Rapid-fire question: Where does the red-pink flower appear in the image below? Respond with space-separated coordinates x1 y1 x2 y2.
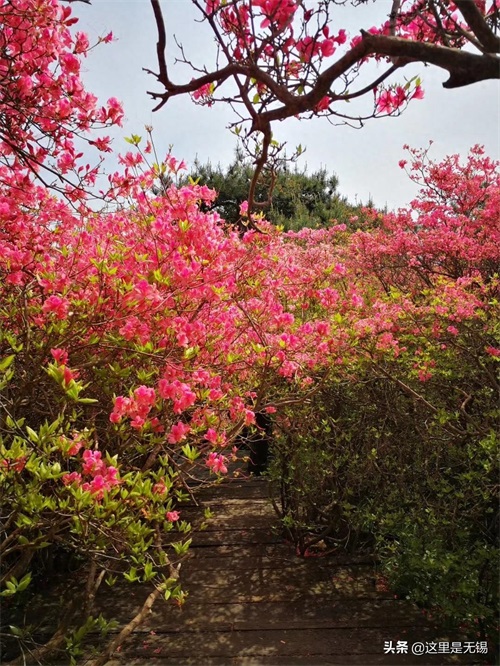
42 295 69 319
315 96 331 112
206 452 228 474
168 421 191 444
206 0 220 13
166 510 180 522
320 39 335 58
50 348 69 365
205 428 218 444
153 480 168 495
376 90 395 114
412 85 425 100
82 449 106 476
62 471 82 486
66 433 85 456
485 346 500 357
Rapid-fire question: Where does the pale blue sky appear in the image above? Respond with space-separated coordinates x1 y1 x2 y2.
75 0 499 210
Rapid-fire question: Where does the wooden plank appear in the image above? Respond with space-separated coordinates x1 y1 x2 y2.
106 656 480 666
110 598 430 633
181 498 274 510
180 502 276 520
84 478 486 666
183 514 277 531
186 542 294 560
94 565 389 620
108 626 476 661
184 551 376 572
192 480 270 501
190 528 280 547
181 561 379 587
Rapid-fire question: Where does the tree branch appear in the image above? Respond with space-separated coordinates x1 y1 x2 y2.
454 0 500 52
87 586 163 666
150 0 169 85
361 31 500 88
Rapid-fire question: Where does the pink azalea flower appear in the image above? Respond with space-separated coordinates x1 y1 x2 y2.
42 295 69 319
167 421 191 444
206 452 228 474
50 348 68 365
205 428 218 444
376 90 395 114
166 510 180 522
62 471 82 486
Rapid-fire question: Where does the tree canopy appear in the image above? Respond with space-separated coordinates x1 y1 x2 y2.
183 149 368 230
147 0 499 218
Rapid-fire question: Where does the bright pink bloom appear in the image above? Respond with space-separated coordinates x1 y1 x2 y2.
315 96 331 112
206 0 220 13
376 90 395 114
66 433 85 456
82 449 106 476
335 29 347 45
63 366 76 386
50 348 69 365
166 510 180 522
168 421 191 444
62 472 82 486
134 385 156 407
485 346 500 357
206 452 228 474
130 416 146 429
42 295 69 319
320 39 336 58
412 85 425 100
205 428 218 444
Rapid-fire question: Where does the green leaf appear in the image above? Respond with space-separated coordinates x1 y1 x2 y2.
9 625 23 637
26 426 39 443
17 573 32 592
0 354 15 371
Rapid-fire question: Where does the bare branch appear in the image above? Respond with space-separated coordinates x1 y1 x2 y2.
454 0 500 52
361 31 500 88
150 0 169 85
389 0 401 37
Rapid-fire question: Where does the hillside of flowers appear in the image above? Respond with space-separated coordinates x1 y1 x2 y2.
0 0 498 662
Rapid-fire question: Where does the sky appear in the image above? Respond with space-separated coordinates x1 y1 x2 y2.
74 0 499 211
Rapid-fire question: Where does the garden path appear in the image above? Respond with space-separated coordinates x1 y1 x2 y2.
100 476 484 666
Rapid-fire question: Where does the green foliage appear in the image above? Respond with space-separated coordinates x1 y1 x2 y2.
182 148 365 230
268 322 499 641
0 335 189 663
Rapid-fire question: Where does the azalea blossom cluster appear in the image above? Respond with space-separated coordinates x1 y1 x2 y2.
62 450 120 500
193 0 481 119
0 0 122 198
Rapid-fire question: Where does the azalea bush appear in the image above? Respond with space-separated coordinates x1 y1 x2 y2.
0 5 359 657
269 145 500 640
1 0 499 663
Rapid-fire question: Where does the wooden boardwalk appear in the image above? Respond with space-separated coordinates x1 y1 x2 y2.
96 476 488 666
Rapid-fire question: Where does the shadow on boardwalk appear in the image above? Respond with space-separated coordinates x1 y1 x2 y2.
97 478 488 666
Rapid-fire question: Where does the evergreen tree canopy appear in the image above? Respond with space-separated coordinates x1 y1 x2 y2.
183 150 366 231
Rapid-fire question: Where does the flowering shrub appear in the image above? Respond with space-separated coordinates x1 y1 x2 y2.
268 145 500 642
0 0 498 661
